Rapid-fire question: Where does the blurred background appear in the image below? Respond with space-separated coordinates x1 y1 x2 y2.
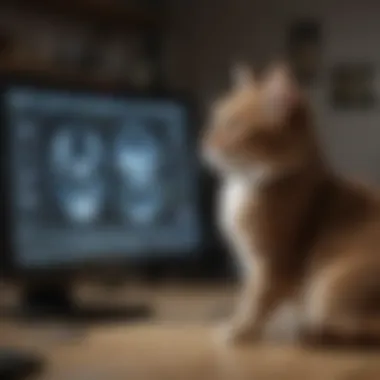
1 1 380 379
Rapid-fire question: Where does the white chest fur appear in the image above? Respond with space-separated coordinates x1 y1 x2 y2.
218 176 258 273
218 167 273 234
218 178 251 233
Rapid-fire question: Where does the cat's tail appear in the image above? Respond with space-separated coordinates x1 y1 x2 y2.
301 316 380 349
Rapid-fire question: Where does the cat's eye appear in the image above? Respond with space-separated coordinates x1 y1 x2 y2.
252 131 282 151
247 130 272 146
252 131 269 143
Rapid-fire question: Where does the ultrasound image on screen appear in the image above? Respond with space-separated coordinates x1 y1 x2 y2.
6 87 200 267
48 125 106 225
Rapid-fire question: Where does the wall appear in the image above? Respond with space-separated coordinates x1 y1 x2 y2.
170 0 380 184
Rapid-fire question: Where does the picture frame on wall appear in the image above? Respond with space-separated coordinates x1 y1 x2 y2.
287 18 321 85
331 63 376 109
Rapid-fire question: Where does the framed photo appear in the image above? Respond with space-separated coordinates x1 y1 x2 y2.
287 19 321 85
331 63 376 109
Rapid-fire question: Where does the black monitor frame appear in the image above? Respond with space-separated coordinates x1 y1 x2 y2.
0 74 228 284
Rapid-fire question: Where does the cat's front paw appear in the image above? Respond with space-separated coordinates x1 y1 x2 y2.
216 322 260 346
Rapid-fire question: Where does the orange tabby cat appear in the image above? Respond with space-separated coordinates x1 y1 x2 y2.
202 63 380 346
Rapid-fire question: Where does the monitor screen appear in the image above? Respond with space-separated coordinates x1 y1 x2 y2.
4 86 201 268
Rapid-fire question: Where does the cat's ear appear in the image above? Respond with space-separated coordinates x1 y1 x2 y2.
262 63 301 123
230 63 255 89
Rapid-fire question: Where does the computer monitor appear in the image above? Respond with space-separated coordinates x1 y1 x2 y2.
0 79 221 319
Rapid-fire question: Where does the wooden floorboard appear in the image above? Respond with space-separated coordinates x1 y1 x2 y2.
1 284 379 380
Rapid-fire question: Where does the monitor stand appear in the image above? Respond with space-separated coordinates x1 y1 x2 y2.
10 283 153 323
0 347 44 380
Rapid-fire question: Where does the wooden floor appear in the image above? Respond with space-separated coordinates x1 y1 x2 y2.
1 284 380 380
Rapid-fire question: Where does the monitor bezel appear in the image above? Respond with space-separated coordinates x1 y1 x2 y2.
0 74 225 283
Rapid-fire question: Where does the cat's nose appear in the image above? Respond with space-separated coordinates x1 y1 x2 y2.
201 144 224 169
199 130 211 155
199 129 227 168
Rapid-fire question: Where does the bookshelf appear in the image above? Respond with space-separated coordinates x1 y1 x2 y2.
0 0 168 90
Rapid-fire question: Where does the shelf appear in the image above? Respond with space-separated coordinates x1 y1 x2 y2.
3 0 167 32
0 61 141 91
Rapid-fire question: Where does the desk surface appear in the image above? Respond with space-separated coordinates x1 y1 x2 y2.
1 284 380 380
